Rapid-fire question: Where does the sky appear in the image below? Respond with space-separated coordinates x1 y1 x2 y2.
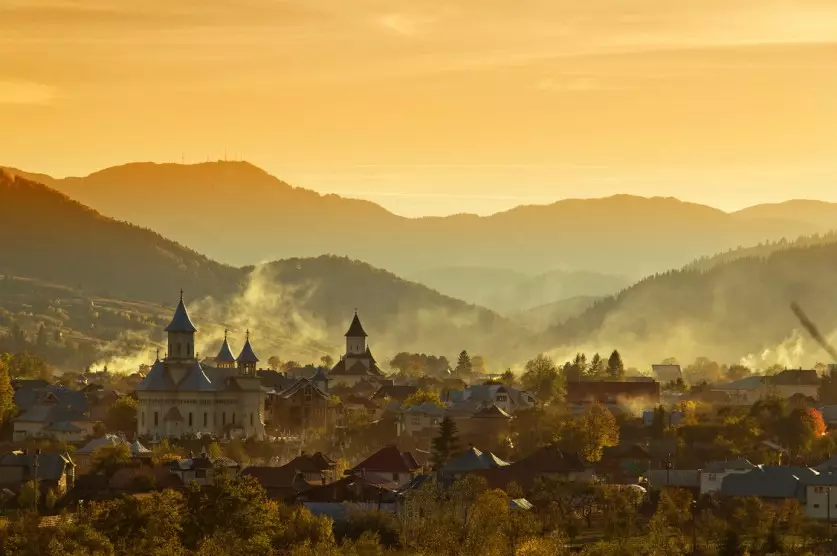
3 0 837 217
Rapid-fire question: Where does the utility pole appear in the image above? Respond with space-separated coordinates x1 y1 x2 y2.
691 499 697 555
33 448 41 512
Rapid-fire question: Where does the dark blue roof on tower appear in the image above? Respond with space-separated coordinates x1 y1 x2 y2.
237 330 259 363
165 291 197 333
345 312 367 337
215 330 237 363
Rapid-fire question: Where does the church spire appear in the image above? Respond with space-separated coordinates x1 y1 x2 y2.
215 328 237 368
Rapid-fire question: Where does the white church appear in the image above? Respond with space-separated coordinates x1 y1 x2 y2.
136 293 266 440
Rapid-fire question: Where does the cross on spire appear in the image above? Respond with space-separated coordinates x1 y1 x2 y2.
246 329 250 340
224 328 228 340
179 288 184 302
156 348 160 361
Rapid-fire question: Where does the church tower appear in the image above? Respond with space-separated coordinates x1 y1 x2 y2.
215 329 237 369
165 290 197 361
237 330 259 376
345 311 367 356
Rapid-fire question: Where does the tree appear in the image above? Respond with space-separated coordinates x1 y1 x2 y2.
588 353 604 378
471 355 486 374
563 402 619 462
267 356 282 371
726 364 751 381
455 350 472 375
320 355 334 369
606 350 625 380
431 416 460 469
104 396 138 433
281 360 301 372
92 444 132 477
779 407 825 456
521 354 564 403
0 354 15 428
401 389 441 408
34 324 48 354
500 369 517 387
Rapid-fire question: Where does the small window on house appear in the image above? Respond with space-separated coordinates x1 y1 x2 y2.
393 473 400 482
154 412 159 426
412 417 421 425
195 469 207 479
814 504 821 508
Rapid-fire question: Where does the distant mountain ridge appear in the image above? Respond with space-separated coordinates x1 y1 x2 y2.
0 171 528 365
5 162 833 279
543 238 837 368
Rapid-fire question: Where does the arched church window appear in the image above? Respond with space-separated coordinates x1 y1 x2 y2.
154 412 158 426
188 412 193 427
222 412 226 425
232 412 236 424
204 413 208 427
250 413 253 426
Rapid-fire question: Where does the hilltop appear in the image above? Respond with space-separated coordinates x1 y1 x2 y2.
543 239 837 368
0 172 528 369
6 162 828 279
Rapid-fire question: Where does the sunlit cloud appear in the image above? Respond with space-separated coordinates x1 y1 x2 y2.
0 80 56 105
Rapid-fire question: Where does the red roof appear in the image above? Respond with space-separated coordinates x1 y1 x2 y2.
566 381 660 404
351 445 420 474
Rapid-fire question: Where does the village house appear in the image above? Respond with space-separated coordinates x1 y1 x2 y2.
12 386 98 442
327 313 388 387
349 445 421 488
135 294 266 440
167 455 240 486
0 450 75 495
699 458 756 496
74 435 151 475
267 372 333 433
442 384 536 415
712 369 820 406
565 380 661 413
397 403 447 437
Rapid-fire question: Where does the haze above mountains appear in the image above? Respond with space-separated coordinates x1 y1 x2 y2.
8 162 837 279
3 161 837 371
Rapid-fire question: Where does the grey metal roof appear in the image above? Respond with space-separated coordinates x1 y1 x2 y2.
136 360 175 392
720 466 817 499
215 333 237 363
345 312 367 337
312 368 329 382
178 361 216 391
443 447 510 473
0 452 74 482
164 296 197 333
237 334 259 363
704 458 757 473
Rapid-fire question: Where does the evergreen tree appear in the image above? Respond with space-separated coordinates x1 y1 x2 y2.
606 350 625 380
588 353 604 378
35 323 48 354
455 350 472 375
763 525 783 554
431 416 460 469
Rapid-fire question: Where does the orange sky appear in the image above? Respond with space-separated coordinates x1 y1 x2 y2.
3 0 837 216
